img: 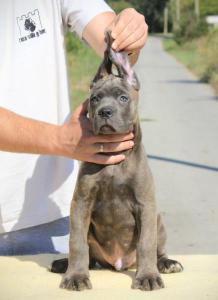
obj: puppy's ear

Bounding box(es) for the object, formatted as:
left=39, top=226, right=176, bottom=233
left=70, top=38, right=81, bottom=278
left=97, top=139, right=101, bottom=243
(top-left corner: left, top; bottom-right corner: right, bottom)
left=90, top=31, right=113, bottom=89
left=109, top=49, right=140, bottom=91
left=105, top=30, right=140, bottom=90
left=90, top=30, right=140, bottom=91
left=90, top=60, right=111, bottom=89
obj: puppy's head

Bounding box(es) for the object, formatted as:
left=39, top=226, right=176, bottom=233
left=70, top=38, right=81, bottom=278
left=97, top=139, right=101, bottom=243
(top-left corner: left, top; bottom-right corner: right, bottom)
left=88, top=31, right=140, bottom=135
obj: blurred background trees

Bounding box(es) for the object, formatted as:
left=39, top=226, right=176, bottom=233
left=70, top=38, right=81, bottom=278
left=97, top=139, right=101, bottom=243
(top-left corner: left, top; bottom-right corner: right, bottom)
left=107, top=0, right=218, bottom=36
left=169, top=0, right=218, bottom=42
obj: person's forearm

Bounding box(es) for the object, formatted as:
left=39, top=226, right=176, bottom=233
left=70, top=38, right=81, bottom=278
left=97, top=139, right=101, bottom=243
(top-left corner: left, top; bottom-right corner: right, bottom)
left=0, top=107, right=61, bottom=156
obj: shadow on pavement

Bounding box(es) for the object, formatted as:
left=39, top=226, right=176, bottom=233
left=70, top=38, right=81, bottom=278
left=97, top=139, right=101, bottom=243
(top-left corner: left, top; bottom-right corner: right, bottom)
left=148, top=155, right=218, bottom=172
left=165, top=79, right=203, bottom=84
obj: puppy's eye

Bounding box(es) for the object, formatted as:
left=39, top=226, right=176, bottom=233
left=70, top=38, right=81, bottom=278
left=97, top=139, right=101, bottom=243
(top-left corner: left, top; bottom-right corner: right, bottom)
left=90, top=96, right=99, bottom=103
left=120, top=95, right=129, bottom=102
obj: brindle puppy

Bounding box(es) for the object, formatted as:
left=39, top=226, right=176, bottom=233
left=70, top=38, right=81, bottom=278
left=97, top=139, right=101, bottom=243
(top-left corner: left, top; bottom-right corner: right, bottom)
left=51, top=31, right=183, bottom=291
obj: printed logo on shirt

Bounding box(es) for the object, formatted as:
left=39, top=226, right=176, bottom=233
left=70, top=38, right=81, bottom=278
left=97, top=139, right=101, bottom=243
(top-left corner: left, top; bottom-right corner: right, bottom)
left=16, top=9, right=46, bottom=43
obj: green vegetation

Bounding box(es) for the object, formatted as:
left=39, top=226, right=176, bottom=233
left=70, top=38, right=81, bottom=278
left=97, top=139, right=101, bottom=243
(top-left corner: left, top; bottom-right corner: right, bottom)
left=134, top=0, right=169, bottom=32
left=179, top=0, right=218, bottom=16
left=200, top=0, right=218, bottom=16
left=172, top=11, right=208, bottom=44
left=164, top=1, right=218, bottom=93
left=164, top=28, right=218, bottom=93
left=65, top=33, right=101, bottom=110
left=107, top=0, right=130, bottom=13
left=168, top=0, right=218, bottom=42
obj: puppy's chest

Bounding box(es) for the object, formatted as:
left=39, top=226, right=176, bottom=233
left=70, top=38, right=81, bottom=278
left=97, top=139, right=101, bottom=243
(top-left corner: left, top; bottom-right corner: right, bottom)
left=92, top=167, right=135, bottom=226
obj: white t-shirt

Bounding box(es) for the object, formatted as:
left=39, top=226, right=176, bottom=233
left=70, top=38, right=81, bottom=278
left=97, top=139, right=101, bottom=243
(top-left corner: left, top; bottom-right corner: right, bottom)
left=0, top=0, right=113, bottom=233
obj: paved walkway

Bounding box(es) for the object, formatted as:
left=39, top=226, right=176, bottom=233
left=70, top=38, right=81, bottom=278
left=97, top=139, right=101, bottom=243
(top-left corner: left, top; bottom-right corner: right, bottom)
left=0, top=254, right=217, bottom=300
left=136, top=36, right=218, bottom=255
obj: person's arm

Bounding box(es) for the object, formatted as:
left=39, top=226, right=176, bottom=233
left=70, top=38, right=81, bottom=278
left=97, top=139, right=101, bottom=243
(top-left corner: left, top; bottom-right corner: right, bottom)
left=0, top=104, right=134, bottom=164
left=0, top=107, right=60, bottom=155
left=82, top=8, right=148, bottom=63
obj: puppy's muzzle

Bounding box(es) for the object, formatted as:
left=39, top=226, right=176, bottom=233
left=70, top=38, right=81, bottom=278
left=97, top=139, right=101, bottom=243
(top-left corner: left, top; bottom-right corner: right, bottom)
left=98, top=106, right=114, bottom=119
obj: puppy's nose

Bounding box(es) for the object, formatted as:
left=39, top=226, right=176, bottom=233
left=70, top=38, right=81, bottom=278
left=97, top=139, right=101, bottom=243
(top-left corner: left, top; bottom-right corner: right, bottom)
left=98, top=107, right=113, bottom=119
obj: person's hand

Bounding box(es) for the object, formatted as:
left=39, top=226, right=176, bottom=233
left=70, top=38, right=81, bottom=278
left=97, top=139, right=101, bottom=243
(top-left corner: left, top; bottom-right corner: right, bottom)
left=109, top=8, right=148, bottom=52
left=58, top=100, right=134, bottom=164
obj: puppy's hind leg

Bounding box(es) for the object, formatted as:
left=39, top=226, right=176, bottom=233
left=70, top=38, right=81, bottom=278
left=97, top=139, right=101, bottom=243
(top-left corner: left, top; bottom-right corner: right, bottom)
left=157, top=214, right=183, bottom=274
left=51, top=256, right=97, bottom=274
left=50, top=258, right=68, bottom=273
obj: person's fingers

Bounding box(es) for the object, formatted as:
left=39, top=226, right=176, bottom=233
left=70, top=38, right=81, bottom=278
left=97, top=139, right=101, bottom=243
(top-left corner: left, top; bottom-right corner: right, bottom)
left=123, top=34, right=147, bottom=52
left=109, top=8, right=148, bottom=52
left=91, top=153, right=126, bottom=165
left=115, top=23, right=147, bottom=51
left=111, top=17, right=143, bottom=50
left=110, top=8, right=135, bottom=38
left=70, top=99, right=93, bottom=131
left=94, top=140, right=134, bottom=154
left=90, top=132, right=134, bottom=143
left=74, top=99, right=89, bottom=119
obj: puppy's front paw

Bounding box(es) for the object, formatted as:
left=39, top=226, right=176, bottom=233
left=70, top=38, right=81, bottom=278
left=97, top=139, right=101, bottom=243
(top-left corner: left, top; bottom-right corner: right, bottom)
left=60, top=273, right=92, bottom=291
left=157, top=257, right=183, bottom=274
left=131, top=273, right=164, bottom=291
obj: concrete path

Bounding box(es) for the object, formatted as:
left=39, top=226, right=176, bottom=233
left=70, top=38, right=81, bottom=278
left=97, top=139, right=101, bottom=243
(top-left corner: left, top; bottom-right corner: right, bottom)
left=1, top=254, right=218, bottom=300
left=136, top=36, right=218, bottom=255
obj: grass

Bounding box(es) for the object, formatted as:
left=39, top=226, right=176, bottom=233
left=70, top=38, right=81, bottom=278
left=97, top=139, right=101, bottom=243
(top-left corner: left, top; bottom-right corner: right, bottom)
left=164, top=38, right=205, bottom=76
left=65, top=33, right=101, bottom=110
left=163, top=28, right=218, bottom=94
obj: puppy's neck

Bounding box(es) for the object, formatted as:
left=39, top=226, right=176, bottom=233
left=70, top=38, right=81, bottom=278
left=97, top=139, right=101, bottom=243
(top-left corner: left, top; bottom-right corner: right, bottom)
left=119, top=117, right=141, bottom=160
left=133, top=117, right=142, bottom=151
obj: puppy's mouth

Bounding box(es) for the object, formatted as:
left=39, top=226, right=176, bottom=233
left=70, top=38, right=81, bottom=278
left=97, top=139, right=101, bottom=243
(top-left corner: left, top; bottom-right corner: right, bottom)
left=92, top=119, right=134, bottom=135
left=99, top=124, right=116, bottom=134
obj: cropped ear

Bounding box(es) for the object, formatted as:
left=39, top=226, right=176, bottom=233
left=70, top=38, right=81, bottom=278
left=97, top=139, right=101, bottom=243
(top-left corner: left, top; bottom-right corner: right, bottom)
left=90, top=59, right=111, bottom=89
left=109, top=49, right=140, bottom=91
left=90, top=30, right=140, bottom=91
left=90, top=31, right=113, bottom=89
